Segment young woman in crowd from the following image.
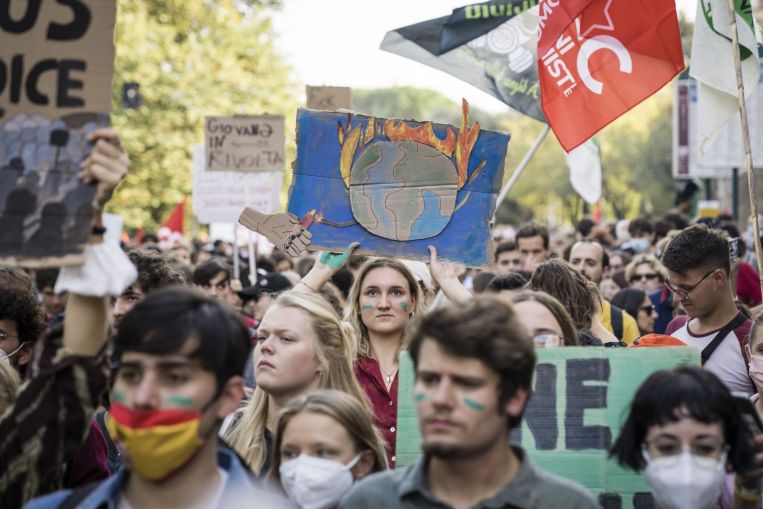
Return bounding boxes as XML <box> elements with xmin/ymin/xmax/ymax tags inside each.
<box><xmin>223</xmin><ymin>292</ymin><xmax>369</xmax><ymax>477</ymax></box>
<box><xmin>610</xmin><ymin>366</ymin><xmax>761</xmax><ymax>509</ymax></box>
<box><xmin>296</xmin><ymin>243</ymin><xmax>467</xmax><ymax>467</ymax></box>
<box><xmin>612</xmin><ymin>288</ymin><xmax>658</xmax><ymax>336</ymax></box>
<box><xmin>510</xmin><ymin>290</ymin><xmax>579</xmax><ymax>347</ymax></box>
<box><xmin>625</xmin><ymin>253</ymin><xmax>666</xmax><ymax>294</ymax></box>
<box><xmin>270</xmin><ymin>389</ymin><xmax>388</xmax><ymax>509</ymax></box>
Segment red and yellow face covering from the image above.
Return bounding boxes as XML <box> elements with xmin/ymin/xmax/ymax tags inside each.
<box><xmin>106</xmin><ymin>403</ymin><xmax>204</xmax><ymax>481</ymax></box>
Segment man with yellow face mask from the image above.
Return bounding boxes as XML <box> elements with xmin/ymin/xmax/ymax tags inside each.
<box><xmin>25</xmin><ymin>287</ymin><xmax>291</xmax><ymax>509</ymax></box>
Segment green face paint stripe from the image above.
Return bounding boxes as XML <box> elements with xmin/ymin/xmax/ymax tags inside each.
<box><xmin>400</xmin><ymin>302</ymin><xmax>409</xmax><ymax>312</ymax></box>
<box><xmin>361</xmin><ymin>304</ymin><xmax>375</xmax><ymax>310</ymax></box>
<box><xmin>111</xmin><ymin>391</ymin><xmax>126</xmax><ymax>403</ymax></box>
<box><xmin>415</xmin><ymin>392</ymin><xmax>426</xmax><ymax>402</ymax></box>
<box><xmin>166</xmin><ymin>396</ymin><xmax>195</xmax><ymax>408</ymax></box>
<box><xmin>463</xmin><ymin>398</ymin><xmax>486</xmax><ymax>411</ymax></box>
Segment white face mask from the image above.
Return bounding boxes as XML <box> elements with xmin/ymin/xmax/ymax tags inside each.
<box><xmin>279</xmin><ymin>453</ymin><xmax>361</xmax><ymax>509</ymax></box>
<box><xmin>0</xmin><ymin>343</ymin><xmax>24</xmax><ymax>362</ymax></box>
<box><xmin>643</xmin><ymin>450</ymin><xmax>726</xmax><ymax>509</ymax></box>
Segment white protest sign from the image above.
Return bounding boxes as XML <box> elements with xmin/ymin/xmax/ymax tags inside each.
<box><xmin>192</xmin><ymin>144</ymin><xmax>281</xmax><ymax>224</ymax></box>
<box><xmin>102</xmin><ymin>213</ymin><xmax>123</xmax><ymax>247</ymax></box>
<box><xmin>306</xmin><ymin>85</ymin><xmax>352</xmax><ymax>110</ymax></box>
<box><xmin>204</xmin><ymin>115</ymin><xmax>285</xmax><ymax>172</ymax></box>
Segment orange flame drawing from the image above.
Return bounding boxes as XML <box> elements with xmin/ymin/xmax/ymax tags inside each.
<box><xmin>336</xmin><ymin>99</ymin><xmax>482</xmax><ymax>190</ymax></box>
<box><xmin>382</xmin><ymin>120</ymin><xmax>456</xmax><ymax>157</ymax></box>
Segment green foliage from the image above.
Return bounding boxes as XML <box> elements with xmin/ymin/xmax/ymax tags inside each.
<box><xmin>110</xmin><ymin>0</ymin><xmax>296</xmax><ymax>229</ymax></box>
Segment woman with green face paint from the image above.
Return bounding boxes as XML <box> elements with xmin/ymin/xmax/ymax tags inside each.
<box><xmin>295</xmin><ymin>243</ymin><xmax>469</xmax><ymax>468</ymax></box>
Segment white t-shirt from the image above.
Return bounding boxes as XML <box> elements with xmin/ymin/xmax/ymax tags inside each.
<box><xmin>666</xmin><ymin>315</ymin><xmax>753</xmax><ymax>396</ymax></box>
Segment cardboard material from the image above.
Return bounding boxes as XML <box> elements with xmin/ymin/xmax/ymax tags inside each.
<box><xmin>0</xmin><ymin>1</ymin><xmax>116</xmax><ymax>267</ymax></box>
<box><xmin>397</xmin><ymin>347</ymin><xmax>700</xmax><ymax>509</ymax></box>
<box><xmin>271</xmin><ymin>103</ymin><xmax>509</xmax><ymax>267</ymax></box>
<box><xmin>192</xmin><ymin>144</ymin><xmax>281</xmax><ymax>224</ymax></box>
<box><xmin>306</xmin><ymin>85</ymin><xmax>352</xmax><ymax>110</ymax></box>
<box><xmin>0</xmin><ymin>0</ymin><xmax>116</xmax><ymax>120</ymax></box>
<box><xmin>204</xmin><ymin>115</ymin><xmax>285</xmax><ymax>172</ymax></box>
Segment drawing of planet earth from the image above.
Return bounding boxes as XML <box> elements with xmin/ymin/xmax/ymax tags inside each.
<box><xmin>349</xmin><ymin>140</ymin><xmax>457</xmax><ymax>241</ymax></box>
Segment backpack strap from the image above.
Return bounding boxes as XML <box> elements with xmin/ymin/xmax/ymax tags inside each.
<box><xmin>610</xmin><ymin>304</ymin><xmax>624</xmax><ymax>341</ymax></box>
<box><xmin>701</xmin><ymin>313</ymin><xmax>748</xmax><ymax>365</ymax></box>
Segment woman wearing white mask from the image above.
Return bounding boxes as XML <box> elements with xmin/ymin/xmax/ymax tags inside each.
<box><xmin>610</xmin><ymin>366</ymin><xmax>755</xmax><ymax>509</ymax></box>
<box><xmin>270</xmin><ymin>389</ymin><xmax>388</xmax><ymax>509</ymax></box>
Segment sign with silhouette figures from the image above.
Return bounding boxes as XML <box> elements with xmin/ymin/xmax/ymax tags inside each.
<box><xmin>0</xmin><ymin>1</ymin><xmax>116</xmax><ymax>267</ymax></box>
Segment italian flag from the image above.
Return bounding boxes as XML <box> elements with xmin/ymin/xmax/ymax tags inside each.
<box><xmin>690</xmin><ymin>0</ymin><xmax>760</xmax><ymax>155</ymax></box>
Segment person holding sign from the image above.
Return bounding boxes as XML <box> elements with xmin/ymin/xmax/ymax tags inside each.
<box><xmin>610</xmin><ymin>366</ymin><xmax>759</xmax><ymax>509</ymax></box>
<box><xmin>296</xmin><ymin>243</ymin><xmax>468</xmax><ymax>468</ymax></box>
<box><xmin>339</xmin><ymin>296</ymin><xmax>599</xmax><ymax>509</ymax></box>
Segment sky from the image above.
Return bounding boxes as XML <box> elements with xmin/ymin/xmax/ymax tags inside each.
<box><xmin>271</xmin><ymin>0</ymin><xmax>697</xmax><ymax>113</ymax></box>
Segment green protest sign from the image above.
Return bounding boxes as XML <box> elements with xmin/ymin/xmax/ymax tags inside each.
<box><xmin>396</xmin><ymin>347</ymin><xmax>700</xmax><ymax>509</ymax></box>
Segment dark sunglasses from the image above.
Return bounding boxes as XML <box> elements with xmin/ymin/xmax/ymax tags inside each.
<box><xmin>630</xmin><ymin>273</ymin><xmax>659</xmax><ymax>283</ymax></box>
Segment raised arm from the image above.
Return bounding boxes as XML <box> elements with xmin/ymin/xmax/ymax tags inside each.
<box><xmin>62</xmin><ymin>128</ymin><xmax>129</xmax><ymax>356</ymax></box>
<box><xmin>428</xmin><ymin>245</ymin><xmax>472</xmax><ymax>303</ymax></box>
<box><xmin>295</xmin><ymin>242</ymin><xmax>359</xmax><ymax>293</ymax></box>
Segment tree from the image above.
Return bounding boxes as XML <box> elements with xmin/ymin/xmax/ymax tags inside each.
<box><xmin>110</xmin><ymin>0</ymin><xmax>296</xmax><ymax>230</ymax></box>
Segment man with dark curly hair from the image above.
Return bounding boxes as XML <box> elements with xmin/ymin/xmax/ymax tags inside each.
<box><xmin>111</xmin><ymin>249</ymin><xmax>186</xmax><ymax>329</ymax></box>
<box><xmin>0</xmin><ymin>272</ymin><xmax>46</xmax><ymax>375</ymax></box>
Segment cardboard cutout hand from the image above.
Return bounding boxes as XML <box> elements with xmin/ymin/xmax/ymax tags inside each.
<box><xmin>238</xmin><ymin>208</ymin><xmax>312</xmax><ymax>257</ymax></box>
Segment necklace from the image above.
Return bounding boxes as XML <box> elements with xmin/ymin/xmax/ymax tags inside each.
<box><xmin>379</xmin><ymin>365</ymin><xmax>398</xmax><ymax>385</ymax></box>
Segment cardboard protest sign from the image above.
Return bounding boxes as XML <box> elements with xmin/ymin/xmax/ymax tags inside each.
<box><xmin>0</xmin><ymin>0</ymin><xmax>116</xmax><ymax>120</ymax></box>
<box><xmin>192</xmin><ymin>144</ymin><xmax>281</xmax><ymax>224</ymax></box>
<box><xmin>306</xmin><ymin>85</ymin><xmax>352</xmax><ymax>110</ymax></box>
<box><xmin>240</xmin><ymin>102</ymin><xmax>508</xmax><ymax>266</ymax></box>
<box><xmin>0</xmin><ymin>1</ymin><xmax>116</xmax><ymax>267</ymax></box>
<box><xmin>204</xmin><ymin>115</ymin><xmax>285</xmax><ymax>172</ymax></box>
<box><xmin>397</xmin><ymin>347</ymin><xmax>700</xmax><ymax>509</ymax></box>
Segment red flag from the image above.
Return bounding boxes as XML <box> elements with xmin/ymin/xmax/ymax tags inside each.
<box><xmin>538</xmin><ymin>0</ymin><xmax>684</xmax><ymax>151</ymax></box>
<box><xmin>161</xmin><ymin>201</ymin><xmax>185</xmax><ymax>234</ymax></box>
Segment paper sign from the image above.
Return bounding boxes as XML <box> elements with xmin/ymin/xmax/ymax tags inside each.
<box><xmin>0</xmin><ymin>0</ymin><xmax>116</xmax><ymax>120</ymax></box>
<box><xmin>284</xmin><ymin>103</ymin><xmax>509</xmax><ymax>267</ymax></box>
<box><xmin>102</xmin><ymin>213</ymin><xmax>123</xmax><ymax>247</ymax></box>
<box><xmin>306</xmin><ymin>85</ymin><xmax>352</xmax><ymax>110</ymax></box>
<box><xmin>397</xmin><ymin>347</ymin><xmax>700</xmax><ymax>509</ymax></box>
<box><xmin>192</xmin><ymin>144</ymin><xmax>281</xmax><ymax>224</ymax></box>
<box><xmin>204</xmin><ymin>115</ymin><xmax>285</xmax><ymax>172</ymax></box>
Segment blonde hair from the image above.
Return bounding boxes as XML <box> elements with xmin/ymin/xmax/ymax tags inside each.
<box><xmin>345</xmin><ymin>258</ymin><xmax>424</xmax><ymax>358</ymax></box>
<box><xmin>270</xmin><ymin>389</ymin><xmax>388</xmax><ymax>480</ymax></box>
<box><xmin>0</xmin><ymin>360</ymin><xmax>20</xmax><ymax>412</ymax></box>
<box><xmin>223</xmin><ymin>291</ymin><xmax>369</xmax><ymax>474</ymax></box>
<box><xmin>625</xmin><ymin>253</ymin><xmax>667</xmax><ymax>283</ymax></box>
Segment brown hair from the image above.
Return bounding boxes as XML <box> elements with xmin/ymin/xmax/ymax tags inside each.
<box><xmin>345</xmin><ymin>258</ymin><xmax>424</xmax><ymax>358</ymax></box>
<box><xmin>528</xmin><ymin>258</ymin><xmax>596</xmax><ymax>331</ymax></box>
<box><xmin>408</xmin><ymin>296</ymin><xmax>536</xmax><ymax>429</ymax></box>
<box><xmin>270</xmin><ymin>389</ymin><xmax>388</xmax><ymax>480</ymax></box>
<box><xmin>511</xmin><ymin>290</ymin><xmax>579</xmax><ymax>346</ymax></box>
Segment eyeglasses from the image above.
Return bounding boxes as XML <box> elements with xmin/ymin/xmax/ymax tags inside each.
<box><xmin>0</xmin><ymin>332</ymin><xmax>19</xmax><ymax>341</ymax></box>
<box><xmin>533</xmin><ymin>333</ymin><xmax>563</xmax><ymax>348</ymax></box>
<box><xmin>665</xmin><ymin>268</ymin><xmax>718</xmax><ymax>300</ymax></box>
<box><xmin>629</xmin><ymin>273</ymin><xmax>659</xmax><ymax>283</ymax></box>
<box><xmin>642</xmin><ymin>438</ymin><xmax>726</xmax><ymax>461</ymax></box>
<box><xmin>639</xmin><ymin>304</ymin><xmax>655</xmax><ymax>314</ymax></box>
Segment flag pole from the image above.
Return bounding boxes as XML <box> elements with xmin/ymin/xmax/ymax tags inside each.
<box><xmin>725</xmin><ymin>0</ymin><xmax>763</xmax><ymax>298</ymax></box>
<box><xmin>493</xmin><ymin>124</ymin><xmax>551</xmax><ymax>222</ymax></box>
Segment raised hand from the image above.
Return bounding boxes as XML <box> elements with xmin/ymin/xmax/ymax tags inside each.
<box><xmin>238</xmin><ymin>208</ymin><xmax>313</xmax><ymax>257</ymax></box>
<box><xmin>80</xmin><ymin>128</ymin><xmax>129</xmax><ymax>211</ymax></box>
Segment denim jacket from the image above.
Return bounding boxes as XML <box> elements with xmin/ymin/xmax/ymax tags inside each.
<box><xmin>23</xmin><ymin>443</ymin><xmax>293</xmax><ymax>509</ymax></box>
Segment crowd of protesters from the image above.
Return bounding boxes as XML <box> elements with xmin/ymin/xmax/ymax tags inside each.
<box><xmin>1</xmin><ymin>129</ymin><xmax>763</xmax><ymax>509</ymax></box>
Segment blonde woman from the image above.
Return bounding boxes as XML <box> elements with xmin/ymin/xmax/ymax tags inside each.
<box><xmin>223</xmin><ymin>292</ymin><xmax>368</xmax><ymax>476</ymax></box>
<box><xmin>625</xmin><ymin>253</ymin><xmax>667</xmax><ymax>294</ymax></box>
<box><xmin>296</xmin><ymin>244</ymin><xmax>467</xmax><ymax>467</ymax></box>
<box><xmin>271</xmin><ymin>389</ymin><xmax>388</xmax><ymax>508</ymax></box>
